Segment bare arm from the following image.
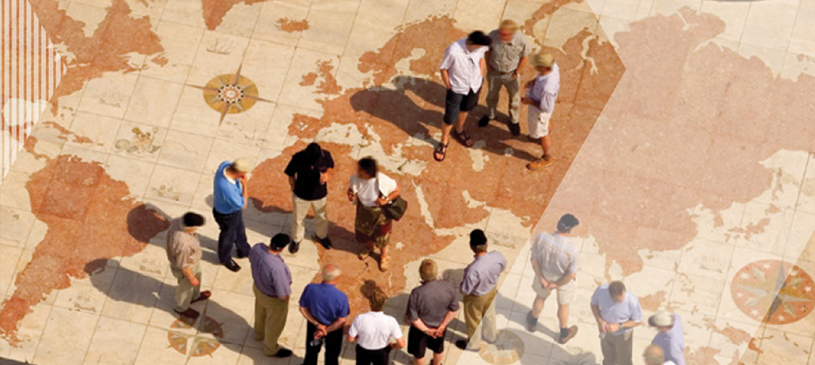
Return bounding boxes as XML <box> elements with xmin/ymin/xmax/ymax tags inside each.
<box><xmin>325</xmin><ymin>317</ymin><xmax>347</xmax><ymax>334</ymax></box>
<box><xmin>553</xmin><ymin>273</ymin><xmax>577</xmax><ymax>287</ymax></box>
<box><xmin>515</xmin><ymin>56</ymin><xmax>528</xmax><ymax>78</ymax></box>
<box><xmin>288</xmin><ymin>175</ymin><xmax>296</xmax><ymax>191</ymax></box>
<box><xmin>591</xmin><ymin>304</ymin><xmax>607</xmax><ymax>333</ymax></box>
<box><xmin>182</xmin><ymin>267</ymin><xmax>199</xmax><ymax>286</ymax></box>
<box><xmin>440</xmin><ymin>69</ymin><xmax>451</xmax><ymax>89</ymax></box>
<box><xmin>391</xmin><ymin>337</ymin><xmax>406</xmax><ymax>350</ymax></box>
<box><xmin>480</xmin><ymin>58</ymin><xmax>487</xmax><ymax>78</ymax></box>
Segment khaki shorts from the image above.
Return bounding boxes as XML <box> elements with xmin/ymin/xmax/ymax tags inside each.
<box><xmin>528</xmin><ymin>106</ymin><xmax>551</xmax><ymax>139</ymax></box>
<box><xmin>532</xmin><ymin>277</ymin><xmax>576</xmax><ymax>305</ymax></box>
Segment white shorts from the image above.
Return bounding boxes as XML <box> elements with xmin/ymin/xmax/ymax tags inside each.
<box><xmin>532</xmin><ymin>277</ymin><xmax>576</xmax><ymax>305</ymax></box>
<box><xmin>528</xmin><ymin>106</ymin><xmax>551</xmax><ymax>139</ymax></box>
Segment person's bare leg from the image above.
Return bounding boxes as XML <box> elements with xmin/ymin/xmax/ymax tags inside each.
<box><xmin>455</xmin><ymin>111</ymin><xmax>468</xmax><ymax>134</ymax></box>
<box><xmin>414</xmin><ymin>356</ymin><xmax>425</xmax><ymax>365</ymax></box>
<box><xmin>432</xmin><ymin>352</ymin><xmax>444</xmax><ymax>365</ymax></box>
<box><xmin>540</xmin><ymin>135</ymin><xmax>552</xmax><ymax>159</ymax></box>
<box><xmin>557</xmin><ymin>304</ymin><xmax>569</xmax><ymax>329</ymax></box>
<box><xmin>531</xmin><ymin>296</ymin><xmax>545</xmax><ymax>319</ymax></box>
<box><xmin>380</xmin><ymin>245</ymin><xmax>388</xmax><ymax>261</ymax></box>
<box><xmin>441</xmin><ymin>123</ymin><xmax>454</xmax><ymax>145</ymax></box>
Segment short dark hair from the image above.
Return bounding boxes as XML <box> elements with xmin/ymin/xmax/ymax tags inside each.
<box><xmin>270</xmin><ymin>233</ymin><xmax>291</xmax><ymax>250</ymax></box>
<box><xmin>305</xmin><ymin>143</ymin><xmax>322</xmax><ymax>164</ymax></box>
<box><xmin>609</xmin><ymin>281</ymin><xmax>626</xmax><ymax>296</ymax></box>
<box><xmin>557</xmin><ymin>214</ymin><xmax>579</xmax><ymax>232</ymax></box>
<box><xmin>182</xmin><ymin>212</ymin><xmax>205</xmax><ymax>227</ymax></box>
<box><xmin>470</xmin><ymin>229</ymin><xmax>488</xmax><ymax>253</ymax></box>
<box><xmin>358</xmin><ymin>157</ymin><xmax>377</xmax><ymax>177</ymax></box>
<box><xmin>467</xmin><ymin>31</ymin><xmax>492</xmax><ymax>47</ymax></box>
<box><xmin>370</xmin><ymin>288</ymin><xmax>387</xmax><ymax>311</ymax></box>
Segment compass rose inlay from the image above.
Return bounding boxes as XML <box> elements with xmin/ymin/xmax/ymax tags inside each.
<box><xmin>731</xmin><ymin>260</ymin><xmax>815</xmax><ymax>325</ymax></box>
<box><xmin>192</xmin><ymin>65</ymin><xmax>274</xmax><ymax>125</ymax></box>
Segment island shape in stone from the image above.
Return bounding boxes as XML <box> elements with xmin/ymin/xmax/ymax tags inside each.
<box><xmin>0</xmin><ymin>154</ymin><xmax>168</xmax><ymax>344</ymax></box>
<box><xmin>248</xmin><ymin>13</ymin><xmax>624</xmax><ymax>318</ymax></box>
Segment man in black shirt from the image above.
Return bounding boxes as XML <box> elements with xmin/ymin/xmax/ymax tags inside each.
<box><xmin>285</xmin><ymin>143</ymin><xmax>334</xmax><ymax>253</ymax></box>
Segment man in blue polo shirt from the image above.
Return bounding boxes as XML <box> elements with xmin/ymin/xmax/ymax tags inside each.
<box><xmin>299</xmin><ymin>264</ymin><xmax>350</xmax><ymax>365</ymax></box>
<box><xmin>591</xmin><ymin>281</ymin><xmax>643</xmax><ymax>365</ymax></box>
<box><xmin>213</xmin><ymin>158</ymin><xmax>253</xmax><ymax>272</ymax></box>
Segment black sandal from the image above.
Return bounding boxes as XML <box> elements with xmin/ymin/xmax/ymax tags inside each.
<box><xmin>452</xmin><ymin>130</ymin><xmax>474</xmax><ymax>147</ymax></box>
<box><xmin>433</xmin><ymin>142</ymin><xmax>448</xmax><ymax>161</ymax></box>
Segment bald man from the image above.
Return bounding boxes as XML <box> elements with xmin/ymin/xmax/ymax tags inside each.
<box><xmin>643</xmin><ymin>344</ymin><xmax>677</xmax><ymax>365</ymax></box>
<box><xmin>299</xmin><ymin>265</ymin><xmax>350</xmax><ymax>365</ymax></box>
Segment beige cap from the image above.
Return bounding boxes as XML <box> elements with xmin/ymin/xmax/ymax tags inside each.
<box><xmin>231</xmin><ymin>158</ymin><xmax>253</xmax><ymax>173</ymax></box>
<box><xmin>648</xmin><ymin>311</ymin><xmax>674</xmax><ymax>327</ymax></box>
<box><xmin>530</xmin><ymin>52</ymin><xmax>555</xmax><ymax>68</ymax></box>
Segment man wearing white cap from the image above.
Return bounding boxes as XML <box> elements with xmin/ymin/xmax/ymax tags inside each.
<box><xmin>649</xmin><ymin>311</ymin><xmax>685</xmax><ymax>365</ymax></box>
<box><xmin>643</xmin><ymin>344</ymin><xmax>677</xmax><ymax>365</ymax></box>
<box><xmin>213</xmin><ymin>158</ymin><xmax>253</xmax><ymax>272</ymax></box>
<box><xmin>522</xmin><ymin>52</ymin><xmax>560</xmax><ymax>170</ymax></box>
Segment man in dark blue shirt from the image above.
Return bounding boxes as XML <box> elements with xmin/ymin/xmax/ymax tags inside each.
<box><xmin>299</xmin><ymin>264</ymin><xmax>350</xmax><ymax>365</ymax></box>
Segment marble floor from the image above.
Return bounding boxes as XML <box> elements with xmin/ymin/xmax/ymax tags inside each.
<box><xmin>2</xmin><ymin>0</ymin><xmax>815</xmax><ymax>364</ymax></box>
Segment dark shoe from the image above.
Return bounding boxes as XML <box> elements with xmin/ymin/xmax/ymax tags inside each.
<box><xmin>235</xmin><ymin>251</ymin><xmax>248</xmax><ymax>259</ymax></box>
<box><xmin>318</xmin><ymin>237</ymin><xmax>333</xmax><ymax>250</ymax></box>
<box><xmin>508</xmin><ymin>122</ymin><xmax>520</xmax><ymax>136</ymax></box>
<box><xmin>559</xmin><ymin>326</ymin><xmax>579</xmax><ymax>344</ymax></box>
<box><xmin>526</xmin><ymin>311</ymin><xmax>538</xmax><ymax>332</ymax></box>
<box><xmin>174</xmin><ymin>308</ymin><xmax>200</xmax><ymax>319</ymax></box>
<box><xmin>191</xmin><ymin>290</ymin><xmax>211</xmax><ymax>304</ymax></box>
<box><xmin>272</xmin><ymin>348</ymin><xmax>293</xmax><ymax>358</ymax></box>
<box><xmin>455</xmin><ymin>340</ymin><xmax>468</xmax><ymax>350</ymax></box>
<box><xmin>289</xmin><ymin>241</ymin><xmax>301</xmax><ymax>254</ymax></box>
<box><xmin>478</xmin><ymin>116</ymin><xmax>491</xmax><ymax>127</ymax></box>
<box><xmin>224</xmin><ymin>260</ymin><xmax>241</xmax><ymax>272</ymax></box>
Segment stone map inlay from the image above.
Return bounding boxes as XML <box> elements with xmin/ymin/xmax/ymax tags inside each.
<box><xmin>2</xmin><ymin>0</ymin><xmax>815</xmax><ymax>364</ymax></box>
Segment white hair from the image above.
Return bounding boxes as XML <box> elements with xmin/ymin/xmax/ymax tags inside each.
<box><xmin>322</xmin><ymin>265</ymin><xmax>341</xmax><ymax>282</ymax></box>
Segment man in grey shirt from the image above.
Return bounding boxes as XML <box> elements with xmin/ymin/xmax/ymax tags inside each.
<box><xmin>250</xmin><ymin>234</ymin><xmax>293</xmax><ymax>358</ymax></box>
<box><xmin>405</xmin><ymin>259</ymin><xmax>459</xmax><ymax>365</ymax></box>
<box><xmin>479</xmin><ymin>19</ymin><xmax>530</xmax><ymax>136</ymax></box>
<box><xmin>457</xmin><ymin>230</ymin><xmax>506</xmax><ymax>351</ymax></box>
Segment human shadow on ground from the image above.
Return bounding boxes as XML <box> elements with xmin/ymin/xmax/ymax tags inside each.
<box><xmin>84</xmin><ymin>259</ymin><xmax>304</xmax><ymax>365</ymax></box>
<box><xmin>349</xmin><ymin>75</ymin><xmax>541</xmax><ymax>162</ymax></box>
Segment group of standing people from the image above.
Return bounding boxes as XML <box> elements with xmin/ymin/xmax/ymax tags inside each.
<box><xmin>158</xmin><ymin>18</ymin><xmax>685</xmax><ymax>365</ymax></box>
<box><xmin>528</xmin><ymin>214</ymin><xmax>686</xmax><ymax>365</ymax></box>
<box><xmin>434</xmin><ymin>20</ymin><xmax>561</xmax><ymax>171</ymax></box>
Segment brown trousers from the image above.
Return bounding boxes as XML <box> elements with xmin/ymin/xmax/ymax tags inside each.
<box><xmin>253</xmin><ymin>285</ymin><xmax>289</xmax><ymax>356</ymax></box>
<box><xmin>462</xmin><ymin>287</ymin><xmax>498</xmax><ymax>350</ymax></box>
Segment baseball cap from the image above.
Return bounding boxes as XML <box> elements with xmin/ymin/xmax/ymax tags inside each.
<box><xmin>231</xmin><ymin>158</ymin><xmax>253</xmax><ymax>173</ymax></box>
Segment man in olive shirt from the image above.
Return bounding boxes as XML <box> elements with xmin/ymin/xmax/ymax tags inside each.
<box><xmin>405</xmin><ymin>259</ymin><xmax>460</xmax><ymax>365</ymax></box>
<box><xmin>479</xmin><ymin>19</ymin><xmax>530</xmax><ymax>136</ymax></box>
<box><xmin>166</xmin><ymin>212</ymin><xmax>210</xmax><ymax>319</ymax></box>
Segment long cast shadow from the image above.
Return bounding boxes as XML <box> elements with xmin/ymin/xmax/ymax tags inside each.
<box><xmin>349</xmin><ymin>75</ymin><xmax>541</xmax><ymax>162</ymax></box>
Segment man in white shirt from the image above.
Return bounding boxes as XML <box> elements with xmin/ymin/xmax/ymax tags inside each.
<box><xmin>434</xmin><ymin>31</ymin><xmax>492</xmax><ymax>162</ymax></box>
<box><xmin>643</xmin><ymin>344</ymin><xmax>677</xmax><ymax>365</ymax></box>
<box><xmin>522</xmin><ymin>52</ymin><xmax>561</xmax><ymax>170</ymax></box>
<box><xmin>348</xmin><ymin>289</ymin><xmax>405</xmax><ymax>365</ymax></box>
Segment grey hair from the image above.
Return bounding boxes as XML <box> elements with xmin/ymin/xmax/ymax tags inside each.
<box><xmin>322</xmin><ymin>264</ymin><xmax>341</xmax><ymax>282</ymax></box>
<box><xmin>642</xmin><ymin>345</ymin><xmax>665</xmax><ymax>365</ymax></box>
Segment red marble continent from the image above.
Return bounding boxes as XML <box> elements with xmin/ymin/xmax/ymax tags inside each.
<box><xmin>0</xmin><ymin>155</ymin><xmax>168</xmax><ymax>344</ymax></box>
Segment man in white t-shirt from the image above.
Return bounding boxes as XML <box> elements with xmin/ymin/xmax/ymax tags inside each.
<box><xmin>433</xmin><ymin>31</ymin><xmax>492</xmax><ymax>162</ymax></box>
<box><xmin>348</xmin><ymin>289</ymin><xmax>405</xmax><ymax>365</ymax></box>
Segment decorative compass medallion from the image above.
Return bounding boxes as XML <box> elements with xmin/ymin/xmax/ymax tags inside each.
<box><xmin>167</xmin><ymin>315</ymin><xmax>225</xmax><ymax>357</ymax></box>
<box><xmin>731</xmin><ymin>260</ymin><xmax>815</xmax><ymax>324</ymax></box>
<box><xmin>477</xmin><ymin>330</ymin><xmax>525</xmax><ymax>365</ymax></box>
<box><xmin>202</xmin><ymin>74</ymin><xmax>259</xmax><ymax>115</ymax></box>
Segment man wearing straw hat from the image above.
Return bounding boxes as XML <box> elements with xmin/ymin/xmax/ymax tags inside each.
<box><xmin>649</xmin><ymin>311</ymin><xmax>685</xmax><ymax>365</ymax></box>
<box><xmin>212</xmin><ymin>158</ymin><xmax>254</xmax><ymax>272</ymax></box>
<box><xmin>479</xmin><ymin>19</ymin><xmax>530</xmax><ymax>135</ymax></box>
<box><xmin>522</xmin><ymin>52</ymin><xmax>560</xmax><ymax>170</ymax></box>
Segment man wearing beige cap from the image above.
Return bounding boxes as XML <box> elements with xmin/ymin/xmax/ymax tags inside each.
<box><xmin>649</xmin><ymin>311</ymin><xmax>685</xmax><ymax>365</ymax></box>
<box><xmin>522</xmin><ymin>52</ymin><xmax>560</xmax><ymax>170</ymax></box>
<box><xmin>479</xmin><ymin>19</ymin><xmax>530</xmax><ymax>136</ymax></box>
<box><xmin>213</xmin><ymin>158</ymin><xmax>253</xmax><ymax>272</ymax></box>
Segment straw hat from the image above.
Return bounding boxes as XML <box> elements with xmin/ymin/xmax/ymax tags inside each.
<box><xmin>231</xmin><ymin>158</ymin><xmax>253</xmax><ymax>173</ymax></box>
<box><xmin>648</xmin><ymin>311</ymin><xmax>674</xmax><ymax>327</ymax></box>
<box><xmin>530</xmin><ymin>52</ymin><xmax>555</xmax><ymax>68</ymax></box>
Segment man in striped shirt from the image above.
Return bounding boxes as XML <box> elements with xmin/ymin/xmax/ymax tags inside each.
<box><xmin>166</xmin><ymin>212</ymin><xmax>211</xmax><ymax>319</ymax></box>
